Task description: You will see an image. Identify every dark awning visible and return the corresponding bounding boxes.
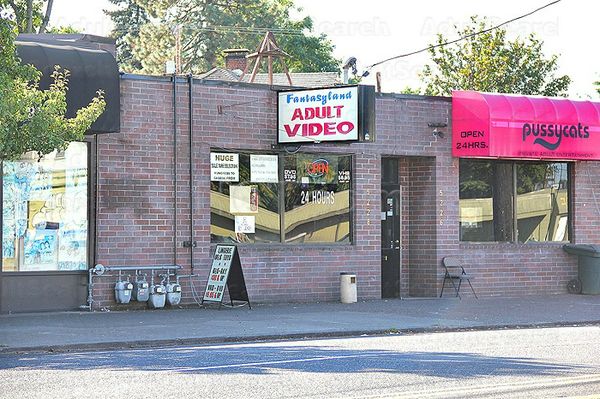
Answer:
[15,39,120,133]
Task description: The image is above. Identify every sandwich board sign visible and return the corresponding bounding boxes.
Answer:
[202,245,251,309]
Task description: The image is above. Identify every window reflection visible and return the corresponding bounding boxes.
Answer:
[458,159,502,242]
[210,151,353,244]
[210,153,280,243]
[459,159,570,243]
[283,154,351,243]
[516,162,569,243]
[2,142,88,272]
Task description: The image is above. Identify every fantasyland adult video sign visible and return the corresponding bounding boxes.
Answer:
[278,86,359,144]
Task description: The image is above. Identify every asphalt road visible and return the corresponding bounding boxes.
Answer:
[1,326,600,399]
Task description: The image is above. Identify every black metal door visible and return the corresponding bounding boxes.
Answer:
[381,184,401,298]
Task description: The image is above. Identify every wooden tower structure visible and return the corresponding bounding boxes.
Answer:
[240,31,293,86]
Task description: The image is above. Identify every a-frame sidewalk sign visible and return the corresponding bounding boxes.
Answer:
[202,244,251,309]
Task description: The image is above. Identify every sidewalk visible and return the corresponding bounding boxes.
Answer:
[1,295,600,353]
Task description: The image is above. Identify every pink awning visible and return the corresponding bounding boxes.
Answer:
[452,90,600,160]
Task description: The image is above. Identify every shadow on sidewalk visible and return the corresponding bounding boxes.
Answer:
[0,343,585,377]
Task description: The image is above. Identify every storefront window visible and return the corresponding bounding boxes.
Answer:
[210,151,353,244]
[210,153,280,243]
[517,162,569,243]
[283,154,351,243]
[2,142,89,272]
[459,159,570,243]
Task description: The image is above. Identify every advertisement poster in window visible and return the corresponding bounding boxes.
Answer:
[235,216,255,234]
[210,153,239,182]
[58,229,87,270]
[22,229,58,270]
[229,185,259,214]
[250,154,278,183]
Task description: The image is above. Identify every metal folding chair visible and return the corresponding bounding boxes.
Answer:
[440,257,478,299]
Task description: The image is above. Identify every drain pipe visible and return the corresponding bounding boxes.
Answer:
[185,74,202,305]
[82,134,100,311]
[172,73,178,267]
[188,73,195,273]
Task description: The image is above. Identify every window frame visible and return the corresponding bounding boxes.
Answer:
[0,139,94,274]
[459,159,573,244]
[210,149,355,246]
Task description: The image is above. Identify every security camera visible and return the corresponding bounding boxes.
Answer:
[432,129,444,139]
[343,57,357,69]
[342,57,358,75]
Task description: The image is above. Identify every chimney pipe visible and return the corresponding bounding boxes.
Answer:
[223,49,249,71]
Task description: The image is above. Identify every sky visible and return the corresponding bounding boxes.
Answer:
[49,0,599,99]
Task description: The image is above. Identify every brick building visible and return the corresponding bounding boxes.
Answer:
[90,76,590,310]
[2,39,599,313]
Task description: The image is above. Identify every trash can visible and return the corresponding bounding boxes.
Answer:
[563,244,600,294]
[340,272,357,303]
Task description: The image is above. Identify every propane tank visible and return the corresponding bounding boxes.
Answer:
[148,284,166,309]
[114,280,133,304]
[166,283,182,306]
[133,278,150,302]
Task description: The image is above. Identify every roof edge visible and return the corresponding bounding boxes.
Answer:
[120,73,452,102]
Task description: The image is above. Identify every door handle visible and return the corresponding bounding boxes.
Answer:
[383,255,388,261]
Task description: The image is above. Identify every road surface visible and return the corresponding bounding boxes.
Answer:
[1,326,600,398]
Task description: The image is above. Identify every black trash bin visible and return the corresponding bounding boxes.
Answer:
[563,244,600,294]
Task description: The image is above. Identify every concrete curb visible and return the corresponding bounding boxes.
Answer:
[2,320,600,355]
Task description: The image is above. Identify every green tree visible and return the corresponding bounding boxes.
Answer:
[441,18,571,241]
[2,0,52,33]
[399,86,421,95]
[108,0,340,74]
[2,1,77,34]
[46,25,79,34]
[0,8,105,160]
[105,0,149,71]
[421,17,571,96]
[595,80,600,96]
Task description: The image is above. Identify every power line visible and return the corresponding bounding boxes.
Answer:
[109,24,308,36]
[363,0,562,73]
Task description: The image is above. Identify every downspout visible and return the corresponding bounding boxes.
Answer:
[173,74,178,266]
[91,134,99,309]
[188,74,195,273]
[94,134,98,270]
[84,134,99,311]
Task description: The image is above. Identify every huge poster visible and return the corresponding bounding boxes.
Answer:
[211,153,239,181]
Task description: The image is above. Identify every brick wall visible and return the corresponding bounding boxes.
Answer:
[407,157,437,297]
[91,74,593,308]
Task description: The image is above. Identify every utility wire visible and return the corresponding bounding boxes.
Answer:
[363,0,562,74]
[109,24,308,36]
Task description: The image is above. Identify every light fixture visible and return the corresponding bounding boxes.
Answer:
[427,122,447,128]
[428,122,447,139]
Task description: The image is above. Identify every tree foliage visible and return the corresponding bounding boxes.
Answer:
[2,1,78,34]
[0,8,105,160]
[421,17,571,96]
[106,0,149,71]
[1,0,52,33]
[107,0,340,74]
